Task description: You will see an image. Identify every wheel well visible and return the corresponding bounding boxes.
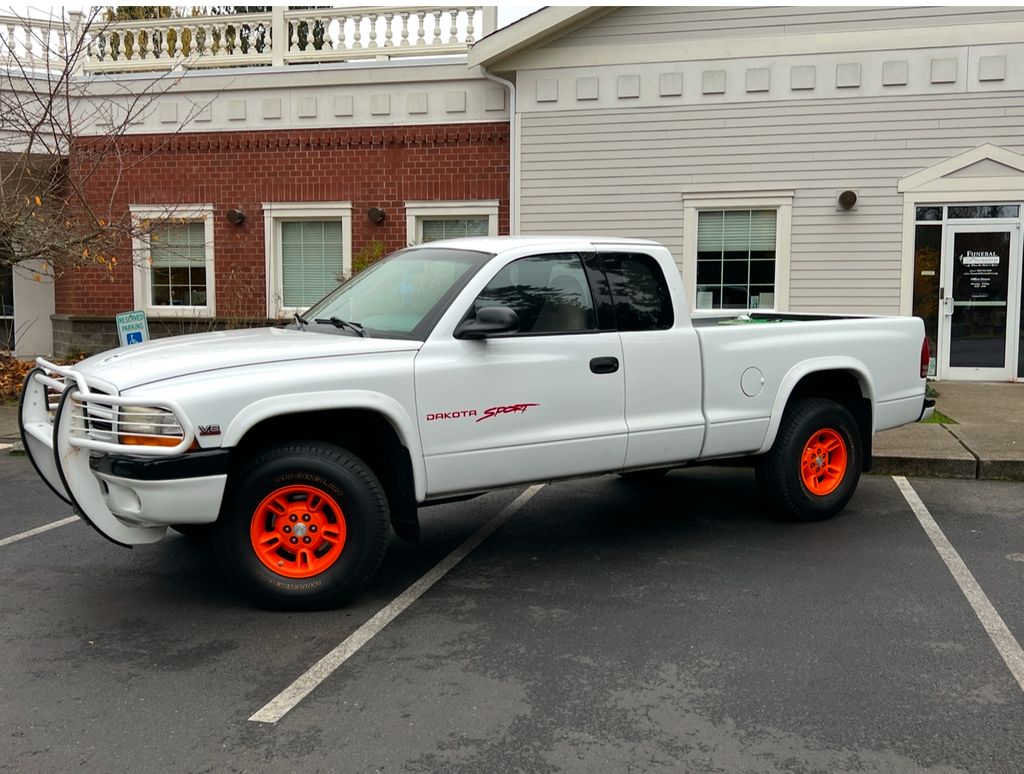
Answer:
[785,370,873,471]
[229,409,420,542]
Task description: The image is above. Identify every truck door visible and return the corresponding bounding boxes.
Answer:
[414,251,627,496]
[597,250,706,467]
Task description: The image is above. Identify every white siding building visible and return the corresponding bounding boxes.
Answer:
[471,6,1024,381]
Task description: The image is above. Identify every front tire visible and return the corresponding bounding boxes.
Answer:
[215,443,390,610]
[756,398,862,522]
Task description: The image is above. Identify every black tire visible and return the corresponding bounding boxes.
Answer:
[171,523,214,541]
[214,442,390,610]
[618,468,672,483]
[755,398,862,522]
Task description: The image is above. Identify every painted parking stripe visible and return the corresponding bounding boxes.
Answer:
[894,476,1024,694]
[249,484,546,724]
[0,516,79,548]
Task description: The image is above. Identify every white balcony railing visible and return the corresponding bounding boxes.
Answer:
[0,7,493,75]
[68,7,490,74]
[0,13,76,72]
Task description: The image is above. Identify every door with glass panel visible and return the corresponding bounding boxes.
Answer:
[940,223,1021,380]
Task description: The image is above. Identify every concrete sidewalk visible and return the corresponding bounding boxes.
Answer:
[872,382,1023,481]
[2,382,1022,479]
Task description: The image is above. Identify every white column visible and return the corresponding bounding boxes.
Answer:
[271,6,285,65]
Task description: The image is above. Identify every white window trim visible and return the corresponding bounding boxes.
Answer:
[262,201,353,319]
[404,200,500,245]
[130,204,215,319]
[681,190,793,312]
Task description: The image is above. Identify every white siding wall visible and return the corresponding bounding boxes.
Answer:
[520,91,1024,315]
[545,6,1024,48]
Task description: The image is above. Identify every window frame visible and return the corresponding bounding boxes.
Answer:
[405,200,499,245]
[681,190,793,313]
[131,204,216,319]
[263,201,353,319]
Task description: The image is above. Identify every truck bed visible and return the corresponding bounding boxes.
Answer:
[691,313,926,459]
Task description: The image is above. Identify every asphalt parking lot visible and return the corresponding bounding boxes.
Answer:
[2,452,1023,773]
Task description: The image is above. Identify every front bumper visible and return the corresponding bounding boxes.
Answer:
[19,360,223,546]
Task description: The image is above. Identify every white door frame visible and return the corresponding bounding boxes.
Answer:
[938,220,1021,381]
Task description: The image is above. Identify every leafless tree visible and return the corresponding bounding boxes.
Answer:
[0,7,210,280]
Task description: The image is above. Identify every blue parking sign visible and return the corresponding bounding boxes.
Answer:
[115,310,150,347]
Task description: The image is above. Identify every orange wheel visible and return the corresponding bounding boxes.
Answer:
[799,428,848,496]
[249,485,347,579]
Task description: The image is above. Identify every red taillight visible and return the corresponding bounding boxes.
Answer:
[920,336,930,379]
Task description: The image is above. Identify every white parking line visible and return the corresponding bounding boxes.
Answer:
[894,476,1024,695]
[0,516,79,548]
[249,484,546,724]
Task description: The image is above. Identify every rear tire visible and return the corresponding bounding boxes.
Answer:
[215,442,389,610]
[755,398,862,522]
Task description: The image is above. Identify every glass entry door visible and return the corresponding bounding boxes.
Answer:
[940,224,1021,380]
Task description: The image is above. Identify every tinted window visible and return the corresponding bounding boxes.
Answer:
[473,253,597,334]
[600,252,673,331]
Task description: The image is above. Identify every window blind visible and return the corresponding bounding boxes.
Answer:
[697,210,776,252]
[421,217,489,242]
[281,220,344,307]
[151,222,206,266]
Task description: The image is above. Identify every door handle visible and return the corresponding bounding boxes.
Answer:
[590,356,619,374]
[942,296,954,317]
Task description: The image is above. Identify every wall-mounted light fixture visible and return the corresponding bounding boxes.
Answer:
[225,208,246,225]
[836,190,858,211]
[367,206,386,224]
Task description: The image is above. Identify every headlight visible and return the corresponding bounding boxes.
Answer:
[118,405,185,447]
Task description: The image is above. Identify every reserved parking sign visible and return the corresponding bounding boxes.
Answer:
[115,310,150,347]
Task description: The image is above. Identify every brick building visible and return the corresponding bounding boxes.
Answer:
[4,7,510,355]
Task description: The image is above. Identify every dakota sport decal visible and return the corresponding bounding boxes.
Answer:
[426,403,540,423]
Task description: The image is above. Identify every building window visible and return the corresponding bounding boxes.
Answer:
[281,221,344,308]
[150,221,208,307]
[0,262,13,350]
[405,200,499,245]
[913,214,942,377]
[263,202,352,318]
[695,209,777,310]
[131,205,215,318]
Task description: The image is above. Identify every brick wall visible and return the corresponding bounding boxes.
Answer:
[57,122,510,320]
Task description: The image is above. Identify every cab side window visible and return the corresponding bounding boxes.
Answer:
[473,253,598,334]
[600,252,674,331]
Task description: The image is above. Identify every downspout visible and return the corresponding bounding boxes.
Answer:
[479,65,517,234]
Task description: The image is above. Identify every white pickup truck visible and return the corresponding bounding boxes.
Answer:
[20,237,933,609]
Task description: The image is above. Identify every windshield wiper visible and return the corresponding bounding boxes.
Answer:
[293,312,309,327]
[314,317,367,337]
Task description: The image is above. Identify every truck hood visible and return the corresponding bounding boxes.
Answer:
[72,327,420,390]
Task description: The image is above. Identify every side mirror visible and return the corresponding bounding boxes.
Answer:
[454,306,520,340]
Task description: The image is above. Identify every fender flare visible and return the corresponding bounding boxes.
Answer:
[222,390,427,501]
[756,357,876,455]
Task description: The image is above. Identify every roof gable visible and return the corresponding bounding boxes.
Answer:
[898,144,1024,193]
[469,6,616,69]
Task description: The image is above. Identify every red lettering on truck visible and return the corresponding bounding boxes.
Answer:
[475,403,540,423]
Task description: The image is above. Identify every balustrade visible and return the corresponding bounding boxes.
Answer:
[0,6,491,75]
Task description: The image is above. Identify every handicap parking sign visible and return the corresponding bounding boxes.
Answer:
[115,310,150,347]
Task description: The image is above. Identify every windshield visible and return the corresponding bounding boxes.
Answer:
[301,247,493,340]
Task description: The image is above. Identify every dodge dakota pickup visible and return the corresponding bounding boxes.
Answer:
[20,237,933,609]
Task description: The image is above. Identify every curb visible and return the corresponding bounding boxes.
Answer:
[869,455,1024,482]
